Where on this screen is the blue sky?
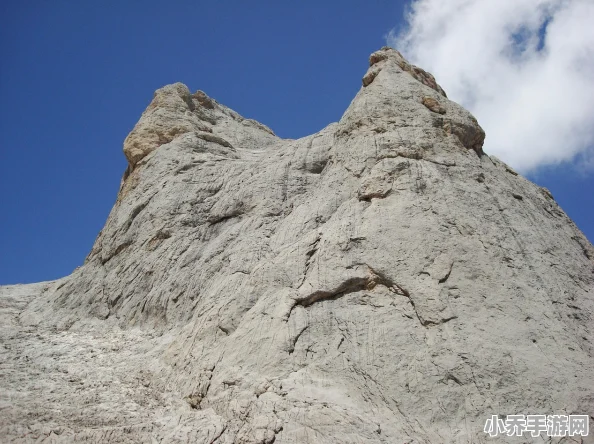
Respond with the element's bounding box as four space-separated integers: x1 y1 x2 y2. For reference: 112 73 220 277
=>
1 1 592 285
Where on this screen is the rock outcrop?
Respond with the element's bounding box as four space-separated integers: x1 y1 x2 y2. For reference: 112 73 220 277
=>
1 47 593 443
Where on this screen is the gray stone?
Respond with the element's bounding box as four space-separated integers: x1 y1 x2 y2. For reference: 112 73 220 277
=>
1 47 593 443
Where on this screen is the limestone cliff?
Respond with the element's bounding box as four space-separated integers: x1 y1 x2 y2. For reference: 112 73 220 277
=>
1 47 593 443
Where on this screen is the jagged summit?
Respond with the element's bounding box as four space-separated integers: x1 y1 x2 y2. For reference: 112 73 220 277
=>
364 47 447 97
123 83 276 169
123 46 482 174
1 48 593 443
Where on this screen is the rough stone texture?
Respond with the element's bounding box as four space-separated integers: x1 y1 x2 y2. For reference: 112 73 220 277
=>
1 47 593 443
422 96 446 115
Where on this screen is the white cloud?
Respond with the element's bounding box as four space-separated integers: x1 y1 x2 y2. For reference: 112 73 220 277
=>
388 0 594 172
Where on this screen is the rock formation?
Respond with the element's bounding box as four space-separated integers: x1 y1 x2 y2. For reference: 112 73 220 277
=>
1 47 593 443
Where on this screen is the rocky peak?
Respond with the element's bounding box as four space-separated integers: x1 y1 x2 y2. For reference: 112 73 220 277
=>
364 47 446 97
123 83 277 169
1 47 592 443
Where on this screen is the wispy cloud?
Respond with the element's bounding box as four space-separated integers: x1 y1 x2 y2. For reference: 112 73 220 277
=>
388 0 594 173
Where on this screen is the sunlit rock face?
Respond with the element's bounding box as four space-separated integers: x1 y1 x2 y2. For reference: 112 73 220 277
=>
1 47 593 444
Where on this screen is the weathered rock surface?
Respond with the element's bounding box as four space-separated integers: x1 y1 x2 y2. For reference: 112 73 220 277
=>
1 47 593 443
